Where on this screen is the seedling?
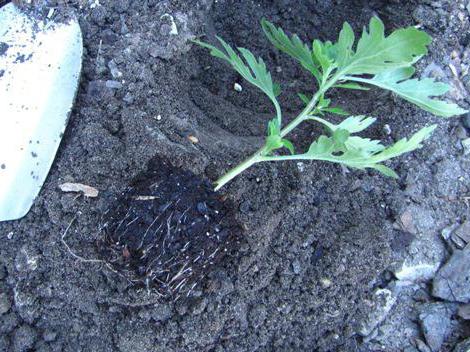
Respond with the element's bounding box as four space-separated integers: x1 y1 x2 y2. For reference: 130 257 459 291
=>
195 17 466 191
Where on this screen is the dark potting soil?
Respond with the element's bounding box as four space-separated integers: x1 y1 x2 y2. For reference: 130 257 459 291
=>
98 157 241 299
0 0 469 351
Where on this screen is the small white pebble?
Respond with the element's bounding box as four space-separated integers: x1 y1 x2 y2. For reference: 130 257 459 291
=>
297 162 305 172
234 83 243 92
383 124 392 135
156 114 162 120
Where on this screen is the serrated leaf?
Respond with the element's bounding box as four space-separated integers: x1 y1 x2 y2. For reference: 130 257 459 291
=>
312 40 335 75
347 67 468 117
193 37 281 115
307 135 335 155
332 128 350 146
370 164 399 178
338 17 431 75
261 19 321 82
369 125 437 163
297 125 435 178
273 83 282 97
298 93 311 105
335 22 355 67
281 139 295 154
333 82 370 90
310 115 376 134
322 107 349 116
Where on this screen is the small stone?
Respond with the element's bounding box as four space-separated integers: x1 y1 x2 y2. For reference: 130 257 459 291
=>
383 124 392 135
433 246 470 303
107 60 122 78
292 260 301 274
188 135 199 143
196 202 208 214
42 330 57 342
234 83 242 92
413 288 431 303
461 138 470 155
451 221 470 249
453 338 470 352
393 232 446 283
419 303 452 352
457 304 470 320
356 289 397 337
455 126 468 140
461 113 470 129
13 325 38 352
105 80 123 89
123 92 134 104
150 304 172 322
191 298 207 315
0 293 11 315
414 339 432 352
320 278 332 288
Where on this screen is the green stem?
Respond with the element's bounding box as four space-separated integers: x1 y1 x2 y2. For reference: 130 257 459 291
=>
214 72 342 191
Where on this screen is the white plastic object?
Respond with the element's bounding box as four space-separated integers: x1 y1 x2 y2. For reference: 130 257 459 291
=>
0 3 83 221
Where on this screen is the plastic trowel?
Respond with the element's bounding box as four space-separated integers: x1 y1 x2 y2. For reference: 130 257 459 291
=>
0 3 83 221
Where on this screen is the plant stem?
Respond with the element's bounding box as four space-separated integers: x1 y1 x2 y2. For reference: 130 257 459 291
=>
214 73 341 191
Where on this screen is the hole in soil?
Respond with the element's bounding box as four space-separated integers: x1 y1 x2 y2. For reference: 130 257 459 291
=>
98 157 241 300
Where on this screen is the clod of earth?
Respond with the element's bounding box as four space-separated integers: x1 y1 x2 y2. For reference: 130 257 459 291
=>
97 158 241 300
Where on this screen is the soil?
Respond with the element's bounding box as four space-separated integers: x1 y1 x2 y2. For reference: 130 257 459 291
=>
0 0 469 351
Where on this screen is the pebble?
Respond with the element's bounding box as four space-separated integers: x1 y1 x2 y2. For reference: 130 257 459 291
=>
450 221 470 249
462 113 470 129
457 304 470 320
453 338 470 352
123 92 134 104
42 330 57 342
105 80 123 89
13 325 38 352
150 304 172 323
418 303 452 352
108 60 122 78
356 289 397 337
461 138 470 155
234 83 242 92
0 293 11 315
292 260 301 274
433 246 470 303
455 126 468 139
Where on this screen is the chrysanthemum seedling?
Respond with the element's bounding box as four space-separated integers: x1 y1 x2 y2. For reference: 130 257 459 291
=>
194 17 466 191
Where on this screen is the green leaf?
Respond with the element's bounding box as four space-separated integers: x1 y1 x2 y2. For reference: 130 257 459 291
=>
298 93 311 105
345 136 385 156
273 83 282 97
310 115 376 134
193 37 281 117
281 139 295 154
261 19 321 82
337 17 431 75
312 40 335 76
299 125 436 177
335 22 355 67
333 82 370 90
346 67 468 117
332 128 350 147
322 107 349 116
370 164 399 178
369 125 437 163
